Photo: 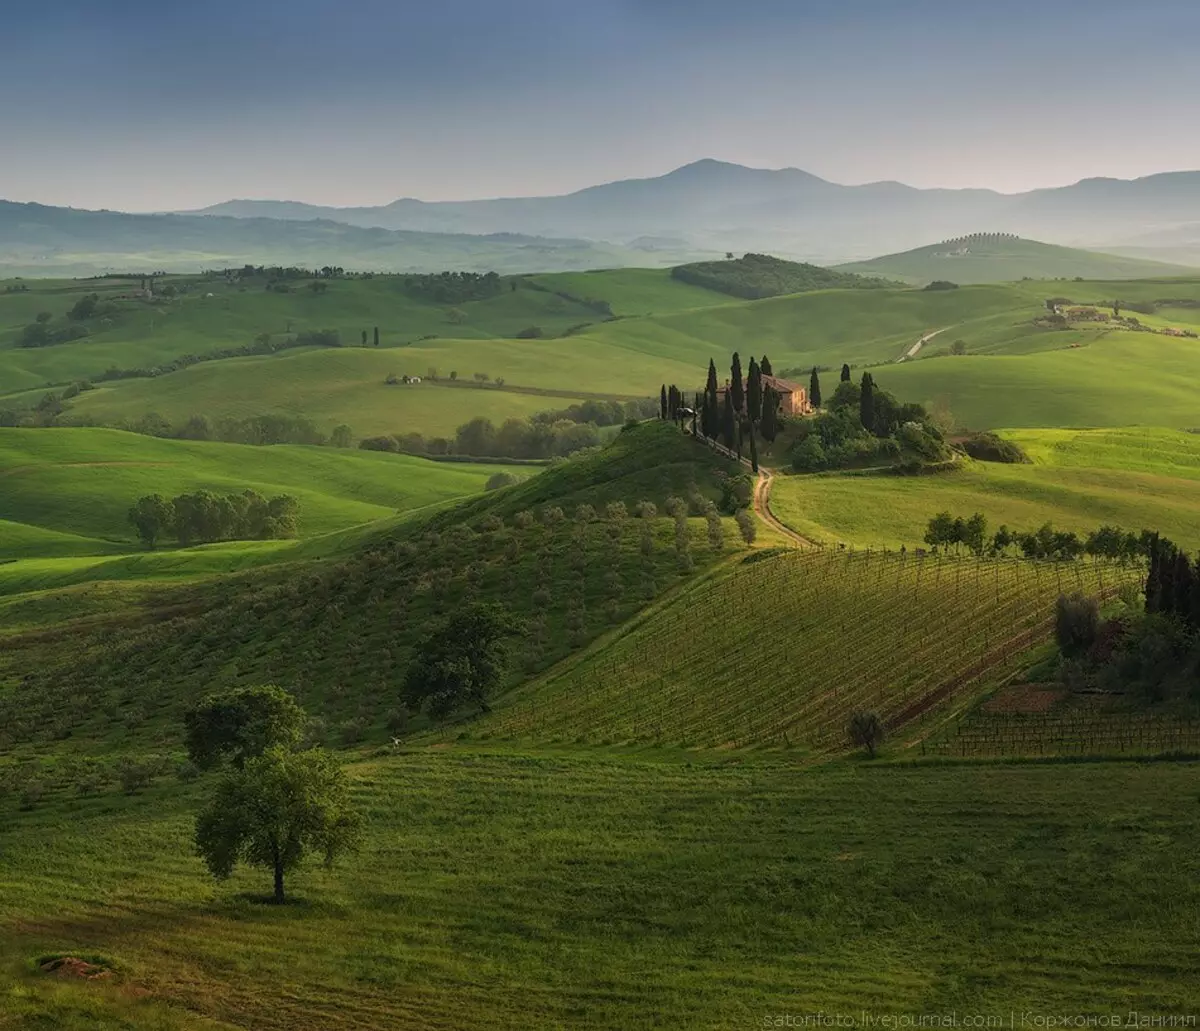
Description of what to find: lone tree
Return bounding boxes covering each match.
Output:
[848,712,884,758]
[184,685,308,771]
[840,363,851,383]
[128,493,174,549]
[195,746,362,904]
[403,602,524,718]
[373,326,380,347]
[809,366,822,409]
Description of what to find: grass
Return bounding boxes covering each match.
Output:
[838,235,1197,285]
[3,750,1200,1028]
[767,428,1200,551]
[0,427,530,558]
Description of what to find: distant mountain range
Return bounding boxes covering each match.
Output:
[0,202,708,277]
[185,159,1200,265]
[5,160,1200,277]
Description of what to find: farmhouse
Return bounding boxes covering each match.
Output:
[716,374,811,416]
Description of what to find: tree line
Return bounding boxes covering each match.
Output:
[128,490,299,548]
[925,512,1162,561]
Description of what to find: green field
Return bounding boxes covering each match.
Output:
[0,427,530,559]
[4,752,1200,1029]
[838,234,1197,285]
[768,427,1200,551]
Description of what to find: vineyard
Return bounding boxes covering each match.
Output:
[480,549,1144,751]
[924,705,1200,758]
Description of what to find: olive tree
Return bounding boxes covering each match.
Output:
[195,746,362,904]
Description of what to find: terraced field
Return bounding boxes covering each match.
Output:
[481,549,1143,750]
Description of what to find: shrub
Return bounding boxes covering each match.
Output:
[1055,592,1100,659]
[720,475,753,513]
[960,432,1030,464]
[848,712,884,757]
[359,435,399,453]
[486,472,517,491]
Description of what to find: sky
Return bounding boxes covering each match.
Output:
[4,0,1200,210]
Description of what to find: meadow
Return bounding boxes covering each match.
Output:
[0,427,529,558]
[767,428,1200,551]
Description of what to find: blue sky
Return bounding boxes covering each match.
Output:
[4,0,1200,209]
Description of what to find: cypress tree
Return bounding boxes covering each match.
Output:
[747,357,763,423]
[361,329,368,347]
[809,366,822,409]
[747,419,759,473]
[660,385,668,420]
[760,354,773,376]
[841,363,851,383]
[730,352,744,413]
[705,359,719,408]
[721,392,736,449]
[760,386,779,443]
[373,326,380,347]
[859,372,875,434]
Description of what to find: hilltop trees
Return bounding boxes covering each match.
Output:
[195,746,362,904]
[403,602,525,719]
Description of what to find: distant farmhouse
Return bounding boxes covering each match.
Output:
[717,374,812,416]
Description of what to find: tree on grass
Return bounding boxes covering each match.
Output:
[859,372,875,434]
[128,493,175,549]
[1055,592,1100,658]
[747,357,762,423]
[840,363,851,383]
[195,746,362,904]
[734,509,757,545]
[184,685,309,771]
[373,326,380,347]
[848,712,884,758]
[809,366,822,409]
[403,603,524,719]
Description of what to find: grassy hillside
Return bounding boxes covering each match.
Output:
[527,267,732,315]
[5,755,1200,1028]
[839,233,1196,285]
[0,427,530,558]
[768,427,1200,551]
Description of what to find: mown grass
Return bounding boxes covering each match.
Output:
[768,428,1200,550]
[2,750,1199,1029]
[0,427,529,558]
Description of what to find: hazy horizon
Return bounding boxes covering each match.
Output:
[5,0,1200,211]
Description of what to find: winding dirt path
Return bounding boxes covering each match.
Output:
[753,466,814,547]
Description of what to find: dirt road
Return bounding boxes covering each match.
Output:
[753,466,813,547]
[897,327,948,363]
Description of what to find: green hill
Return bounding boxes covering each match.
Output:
[670,252,896,298]
[768,427,1200,552]
[839,233,1196,285]
[0,427,530,559]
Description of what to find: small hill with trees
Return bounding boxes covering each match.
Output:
[670,253,896,299]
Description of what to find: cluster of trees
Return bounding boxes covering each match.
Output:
[128,490,299,548]
[401,271,504,303]
[186,685,361,903]
[521,279,615,316]
[671,254,888,299]
[1052,534,1200,704]
[924,512,1161,562]
[791,374,947,472]
[362,399,657,459]
[15,292,123,348]
[686,351,784,472]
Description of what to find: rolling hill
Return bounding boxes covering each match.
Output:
[838,233,1196,284]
